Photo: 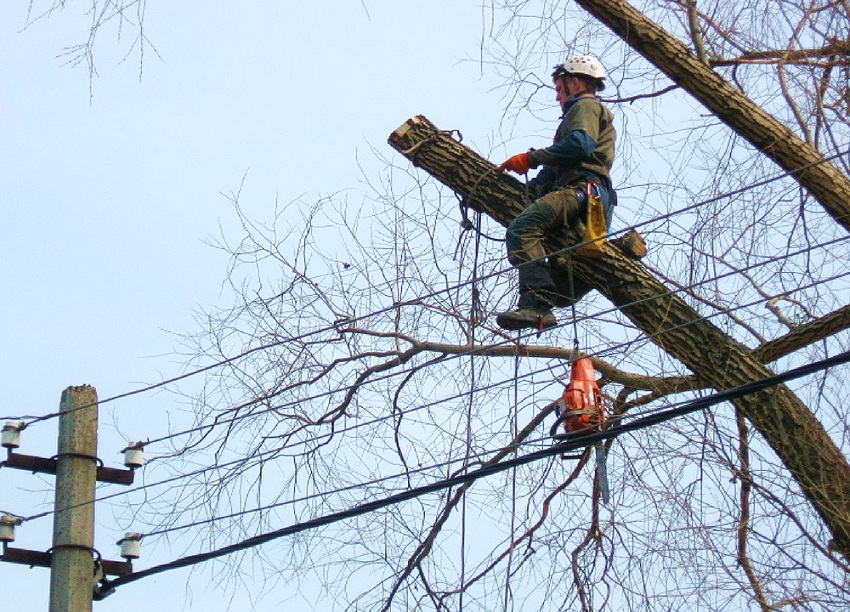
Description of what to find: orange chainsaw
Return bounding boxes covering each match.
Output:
[546,356,610,504]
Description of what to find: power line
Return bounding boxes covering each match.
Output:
[18,264,847,525]
[6,156,847,528]
[15,264,848,525]
[131,234,850,452]
[625,147,849,222]
[7,148,844,426]
[143,267,849,493]
[141,341,748,543]
[140,443,524,541]
[95,350,850,597]
[31,299,847,543]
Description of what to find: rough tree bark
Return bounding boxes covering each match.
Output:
[573,0,850,234]
[388,114,850,558]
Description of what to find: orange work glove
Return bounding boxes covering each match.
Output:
[498,152,530,175]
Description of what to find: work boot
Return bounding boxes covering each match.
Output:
[496,308,557,331]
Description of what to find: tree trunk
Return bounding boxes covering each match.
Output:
[573,0,850,234]
[388,114,850,559]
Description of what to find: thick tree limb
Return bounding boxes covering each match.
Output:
[388,114,850,559]
[572,0,850,234]
[712,41,850,66]
[754,304,850,364]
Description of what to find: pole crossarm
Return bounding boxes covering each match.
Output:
[2,450,134,485]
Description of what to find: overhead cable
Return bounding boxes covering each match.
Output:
[94,350,850,597]
[137,253,850,452]
[16,265,848,525]
[7,149,845,426]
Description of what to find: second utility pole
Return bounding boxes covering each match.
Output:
[50,385,98,612]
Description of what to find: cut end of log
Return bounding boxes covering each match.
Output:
[388,115,431,145]
[611,229,647,260]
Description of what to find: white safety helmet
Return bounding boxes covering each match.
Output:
[552,55,607,90]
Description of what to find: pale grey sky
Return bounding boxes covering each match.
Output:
[6,3,846,612]
[0,2,516,610]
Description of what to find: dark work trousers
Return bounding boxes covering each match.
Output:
[505,183,613,310]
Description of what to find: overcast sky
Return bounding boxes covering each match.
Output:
[0,2,524,610]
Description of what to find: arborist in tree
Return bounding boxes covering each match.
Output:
[495,55,616,331]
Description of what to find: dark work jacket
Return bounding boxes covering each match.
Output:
[526,96,616,197]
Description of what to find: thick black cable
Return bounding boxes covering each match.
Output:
[96,350,850,595]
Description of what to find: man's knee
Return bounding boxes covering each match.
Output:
[505,200,558,262]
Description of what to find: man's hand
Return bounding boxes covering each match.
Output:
[498,152,530,175]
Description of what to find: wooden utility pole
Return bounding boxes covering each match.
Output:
[50,385,98,612]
